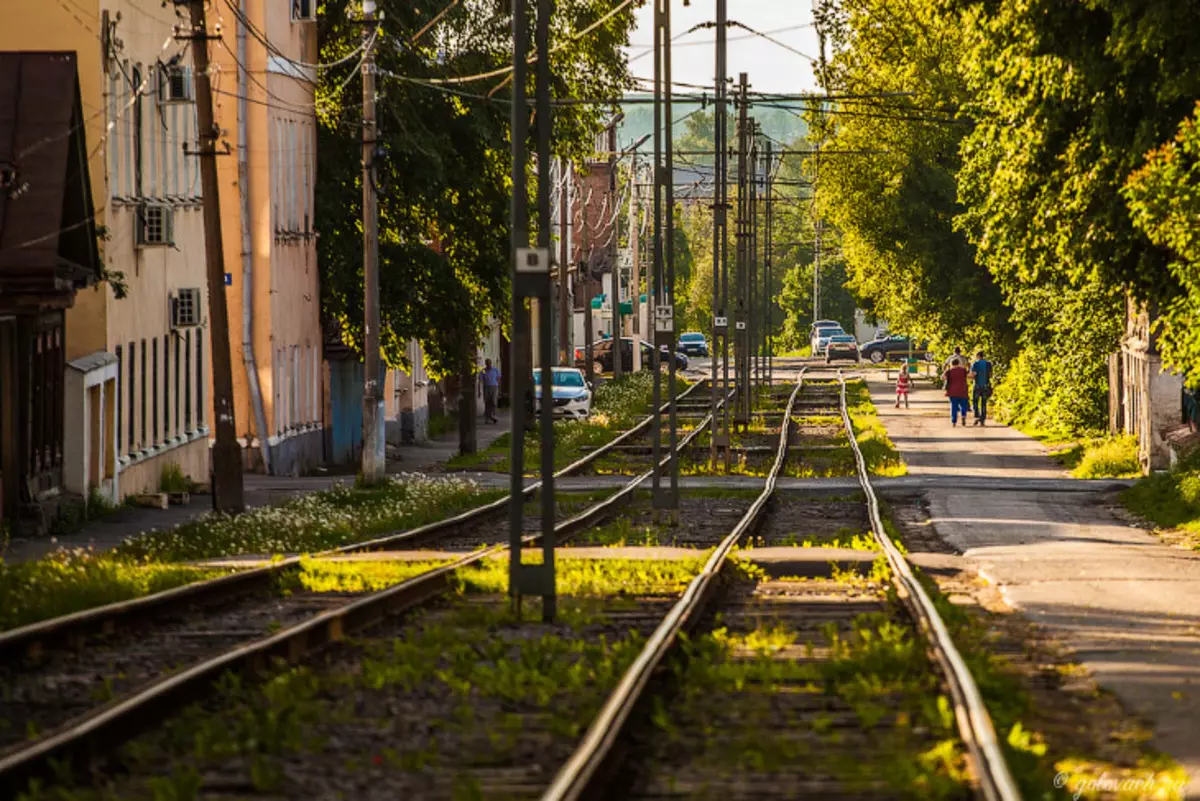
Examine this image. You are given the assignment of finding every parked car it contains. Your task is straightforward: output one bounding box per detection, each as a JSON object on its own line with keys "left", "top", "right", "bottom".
{"left": 858, "top": 335, "right": 934, "bottom": 364}
{"left": 824, "top": 334, "right": 860, "bottom": 363}
{"left": 575, "top": 338, "right": 687, "bottom": 373}
{"left": 810, "top": 323, "right": 845, "bottom": 356}
{"left": 677, "top": 331, "right": 709, "bottom": 357}
{"left": 533, "top": 367, "right": 592, "bottom": 419}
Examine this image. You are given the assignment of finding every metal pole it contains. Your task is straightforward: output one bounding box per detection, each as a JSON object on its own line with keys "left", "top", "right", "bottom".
{"left": 716, "top": 0, "right": 730, "bottom": 470}
{"left": 765, "top": 141, "right": 773, "bottom": 388}
{"left": 188, "top": 0, "right": 244, "bottom": 513}
{"left": 749, "top": 131, "right": 758, "bottom": 410}
{"left": 650, "top": 0, "right": 663, "bottom": 513}
{"left": 664, "top": 0, "right": 678, "bottom": 516}
{"left": 735, "top": 74, "right": 749, "bottom": 428}
{"left": 610, "top": 122, "right": 623, "bottom": 384}
{"left": 559, "top": 158, "right": 570, "bottom": 365}
{"left": 535, "top": 0, "right": 556, "bottom": 622}
{"left": 508, "top": 0, "right": 530, "bottom": 614}
{"left": 360, "top": 0, "right": 385, "bottom": 484}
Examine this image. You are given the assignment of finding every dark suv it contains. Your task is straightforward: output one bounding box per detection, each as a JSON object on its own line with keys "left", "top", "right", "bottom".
{"left": 575, "top": 338, "right": 688, "bottom": 373}
{"left": 858, "top": 335, "right": 934, "bottom": 364}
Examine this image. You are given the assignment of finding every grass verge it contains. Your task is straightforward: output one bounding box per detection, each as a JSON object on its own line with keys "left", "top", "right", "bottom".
{"left": 1120, "top": 449, "right": 1200, "bottom": 546}
{"left": 0, "top": 552, "right": 222, "bottom": 631}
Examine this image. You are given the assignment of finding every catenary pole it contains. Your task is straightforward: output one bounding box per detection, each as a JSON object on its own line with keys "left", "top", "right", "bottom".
{"left": 188, "top": 0, "right": 245, "bottom": 513}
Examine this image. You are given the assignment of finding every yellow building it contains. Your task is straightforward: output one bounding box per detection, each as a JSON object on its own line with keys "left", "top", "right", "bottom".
{"left": 212, "top": 0, "right": 324, "bottom": 475}
{"left": 1, "top": 1, "right": 212, "bottom": 501}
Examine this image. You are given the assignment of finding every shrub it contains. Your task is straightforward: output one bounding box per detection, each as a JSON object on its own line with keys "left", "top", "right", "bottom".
{"left": 1072, "top": 436, "right": 1141, "bottom": 479}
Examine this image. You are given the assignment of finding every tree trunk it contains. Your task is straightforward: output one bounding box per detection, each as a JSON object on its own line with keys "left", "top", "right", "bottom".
{"left": 458, "top": 327, "right": 477, "bottom": 455}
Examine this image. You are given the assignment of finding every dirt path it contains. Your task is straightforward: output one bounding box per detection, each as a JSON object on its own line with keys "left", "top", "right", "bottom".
{"left": 865, "top": 371, "right": 1200, "bottom": 795}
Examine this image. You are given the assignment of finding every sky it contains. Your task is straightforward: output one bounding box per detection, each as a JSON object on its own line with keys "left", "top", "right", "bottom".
{"left": 621, "top": 1, "right": 822, "bottom": 96}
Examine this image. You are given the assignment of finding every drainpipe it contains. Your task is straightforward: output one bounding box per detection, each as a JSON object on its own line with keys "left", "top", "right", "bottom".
{"left": 238, "top": 0, "right": 273, "bottom": 473}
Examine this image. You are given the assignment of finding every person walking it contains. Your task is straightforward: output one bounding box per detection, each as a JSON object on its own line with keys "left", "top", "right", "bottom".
{"left": 943, "top": 345, "right": 963, "bottom": 372}
{"left": 895, "top": 366, "right": 912, "bottom": 408}
{"left": 970, "top": 350, "right": 993, "bottom": 426}
{"left": 480, "top": 358, "right": 501, "bottom": 424}
{"left": 944, "top": 357, "right": 970, "bottom": 426}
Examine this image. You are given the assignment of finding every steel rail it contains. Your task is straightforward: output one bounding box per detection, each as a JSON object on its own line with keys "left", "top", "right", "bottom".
{"left": 542, "top": 371, "right": 805, "bottom": 801}
{"left": 0, "top": 381, "right": 704, "bottom": 662}
{"left": 834, "top": 371, "right": 1020, "bottom": 801}
{"left": 0, "top": 384, "right": 728, "bottom": 797}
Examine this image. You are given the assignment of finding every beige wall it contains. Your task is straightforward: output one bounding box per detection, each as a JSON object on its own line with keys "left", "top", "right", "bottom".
{"left": 2, "top": 0, "right": 214, "bottom": 496}
{"left": 214, "top": 0, "right": 323, "bottom": 474}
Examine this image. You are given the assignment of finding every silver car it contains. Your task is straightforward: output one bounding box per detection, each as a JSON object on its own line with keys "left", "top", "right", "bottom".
{"left": 533, "top": 368, "right": 593, "bottom": 420}
{"left": 811, "top": 323, "right": 845, "bottom": 356}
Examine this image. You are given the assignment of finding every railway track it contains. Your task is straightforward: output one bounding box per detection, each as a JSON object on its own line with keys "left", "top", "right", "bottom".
{"left": 542, "top": 369, "right": 1021, "bottom": 801}
{"left": 0, "top": 381, "right": 719, "bottom": 796}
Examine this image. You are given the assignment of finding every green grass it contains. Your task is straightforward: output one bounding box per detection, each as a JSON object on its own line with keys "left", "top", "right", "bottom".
{"left": 1121, "top": 452, "right": 1200, "bottom": 540}
{"left": 115, "top": 474, "right": 500, "bottom": 562}
{"left": 447, "top": 372, "right": 693, "bottom": 474}
{"left": 1062, "top": 435, "right": 1141, "bottom": 478}
{"left": 426, "top": 412, "right": 456, "bottom": 440}
{"left": 656, "top": 606, "right": 971, "bottom": 797}
{"left": 158, "top": 463, "right": 194, "bottom": 494}
{"left": 845, "top": 379, "right": 907, "bottom": 477}
{"left": 0, "top": 553, "right": 222, "bottom": 631}
{"left": 22, "top": 557, "right": 708, "bottom": 799}
{"left": 280, "top": 558, "right": 453, "bottom": 594}
{"left": 777, "top": 346, "right": 812, "bottom": 357}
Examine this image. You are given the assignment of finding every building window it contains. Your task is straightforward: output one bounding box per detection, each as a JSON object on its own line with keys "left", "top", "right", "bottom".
{"left": 140, "top": 339, "right": 147, "bottom": 449}
{"left": 175, "top": 334, "right": 182, "bottom": 438}
{"left": 292, "top": 0, "right": 315, "bottom": 21}
{"left": 184, "top": 330, "right": 192, "bottom": 432}
{"left": 196, "top": 335, "right": 204, "bottom": 427}
{"left": 115, "top": 344, "right": 123, "bottom": 458}
{"left": 151, "top": 337, "right": 159, "bottom": 444}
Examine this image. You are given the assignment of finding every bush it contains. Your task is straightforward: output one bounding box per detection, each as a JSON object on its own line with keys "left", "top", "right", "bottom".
{"left": 1071, "top": 436, "right": 1140, "bottom": 479}
{"left": 1121, "top": 447, "right": 1200, "bottom": 535}
{"left": 991, "top": 345, "right": 1110, "bottom": 440}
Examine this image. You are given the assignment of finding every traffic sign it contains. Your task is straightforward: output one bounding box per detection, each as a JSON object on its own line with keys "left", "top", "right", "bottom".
{"left": 655, "top": 304, "right": 674, "bottom": 333}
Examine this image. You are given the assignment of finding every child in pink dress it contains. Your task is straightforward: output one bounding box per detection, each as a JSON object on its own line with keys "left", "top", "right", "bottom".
{"left": 895, "top": 368, "right": 911, "bottom": 408}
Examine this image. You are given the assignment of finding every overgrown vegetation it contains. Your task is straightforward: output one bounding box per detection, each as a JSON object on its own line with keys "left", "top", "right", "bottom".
{"left": 1047, "top": 435, "right": 1141, "bottom": 479}
{"left": 447, "top": 372, "right": 691, "bottom": 473}
{"left": 117, "top": 474, "right": 496, "bottom": 562}
{"left": 1121, "top": 449, "right": 1200, "bottom": 543}
{"left": 0, "top": 552, "right": 220, "bottom": 632}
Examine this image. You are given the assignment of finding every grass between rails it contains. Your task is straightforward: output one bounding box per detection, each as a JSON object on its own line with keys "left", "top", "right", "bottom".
{"left": 447, "top": 372, "right": 693, "bottom": 474}
{"left": 19, "top": 557, "right": 707, "bottom": 800}
{"left": 0, "top": 474, "right": 501, "bottom": 633}
{"left": 652, "top": 571, "right": 972, "bottom": 797}
{"left": 0, "top": 553, "right": 222, "bottom": 632}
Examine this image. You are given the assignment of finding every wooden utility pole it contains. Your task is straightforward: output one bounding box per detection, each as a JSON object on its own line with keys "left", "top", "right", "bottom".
{"left": 360, "top": 0, "right": 384, "bottom": 483}
{"left": 582, "top": 198, "right": 595, "bottom": 384}
{"left": 188, "top": 0, "right": 244, "bottom": 513}
{"left": 611, "top": 124, "right": 622, "bottom": 383}
{"left": 559, "top": 159, "right": 571, "bottom": 364}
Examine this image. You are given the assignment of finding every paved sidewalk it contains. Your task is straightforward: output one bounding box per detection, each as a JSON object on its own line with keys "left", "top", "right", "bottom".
{"left": 3, "top": 417, "right": 510, "bottom": 564}
{"left": 865, "top": 372, "right": 1200, "bottom": 793}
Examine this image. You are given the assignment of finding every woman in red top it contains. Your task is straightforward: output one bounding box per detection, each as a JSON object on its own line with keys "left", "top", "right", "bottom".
{"left": 944, "top": 357, "right": 970, "bottom": 426}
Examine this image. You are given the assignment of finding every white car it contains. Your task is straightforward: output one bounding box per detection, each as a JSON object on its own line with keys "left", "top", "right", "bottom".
{"left": 533, "top": 367, "right": 593, "bottom": 420}
{"left": 811, "top": 323, "right": 845, "bottom": 356}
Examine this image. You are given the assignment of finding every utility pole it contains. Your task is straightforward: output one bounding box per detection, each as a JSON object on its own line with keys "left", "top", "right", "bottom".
{"left": 559, "top": 159, "right": 570, "bottom": 364}
{"left": 581, "top": 197, "right": 594, "bottom": 386}
{"left": 734, "top": 73, "right": 749, "bottom": 429}
{"left": 508, "top": 0, "right": 557, "bottom": 621}
{"left": 813, "top": 2, "right": 828, "bottom": 329}
{"left": 712, "top": 0, "right": 730, "bottom": 470}
{"left": 610, "top": 124, "right": 622, "bottom": 383}
{"left": 765, "top": 141, "right": 774, "bottom": 387}
{"left": 187, "top": 0, "right": 244, "bottom": 513}
{"left": 749, "top": 129, "right": 758, "bottom": 409}
{"left": 631, "top": 157, "right": 643, "bottom": 371}
{"left": 359, "top": 0, "right": 384, "bottom": 484}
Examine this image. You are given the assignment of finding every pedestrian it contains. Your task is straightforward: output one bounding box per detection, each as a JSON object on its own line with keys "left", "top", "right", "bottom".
{"left": 479, "top": 358, "right": 501, "bottom": 424}
{"left": 943, "top": 345, "right": 963, "bottom": 371}
{"left": 944, "top": 357, "right": 970, "bottom": 426}
{"left": 969, "top": 350, "right": 993, "bottom": 426}
{"left": 895, "top": 365, "right": 912, "bottom": 408}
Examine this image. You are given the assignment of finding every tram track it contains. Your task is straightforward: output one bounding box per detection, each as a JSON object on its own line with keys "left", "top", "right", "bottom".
{"left": 0, "top": 381, "right": 722, "bottom": 796}
{"left": 542, "top": 369, "right": 1021, "bottom": 801}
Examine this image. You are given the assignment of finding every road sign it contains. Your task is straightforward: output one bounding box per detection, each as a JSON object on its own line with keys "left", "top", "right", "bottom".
{"left": 714, "top": 315, "right": 728, "bottom": 327}
{"left": 516, "top": 247, "right": 550, "bottom": 274}
{"left": 735, "top": 321, "right": 746, "bottom": 331}
{"left": 655, "top": 304, "right": 674, "bottom": 333}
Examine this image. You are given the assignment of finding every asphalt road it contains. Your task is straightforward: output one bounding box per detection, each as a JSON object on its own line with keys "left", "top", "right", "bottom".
{"left": 863, "top": 370, "right": 1200, "bottom": 795}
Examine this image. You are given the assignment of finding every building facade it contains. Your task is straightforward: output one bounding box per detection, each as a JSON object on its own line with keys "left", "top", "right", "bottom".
{"left": 212, "top": 0, "right": 324, "bottom": 476}
{"left": 1, "top": 3, "right": 212, "bottom": 503}
{"left": 1110, "top": 297, "right": 1185, "bottom": 472}
{"left": 0, "top": 52, "right": 102, "bottom": 532}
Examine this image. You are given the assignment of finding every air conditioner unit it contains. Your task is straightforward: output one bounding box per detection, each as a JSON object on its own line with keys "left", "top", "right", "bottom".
{"left": 159, "top": 66, "right": 192, "bottom": 103}
{"left": 136, "top": 203, "right": 173, "bottom": 246}
{"left": 292, "top": 0, "right": 315, "bottom": 21}
{"left": 170, "top": 288, "right": 202, "bottom": 328}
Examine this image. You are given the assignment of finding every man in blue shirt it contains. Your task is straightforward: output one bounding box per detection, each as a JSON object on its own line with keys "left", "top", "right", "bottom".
{"left": 480, "top": 359, "right": 501, "bottom": 423}
{"left": 969, "top": 350, "right": 992, "bottom": 426}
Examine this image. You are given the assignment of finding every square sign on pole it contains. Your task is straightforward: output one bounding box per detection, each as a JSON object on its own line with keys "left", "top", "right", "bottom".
{"left": 654, "top": 303, "right": 674, "bottom": 346}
